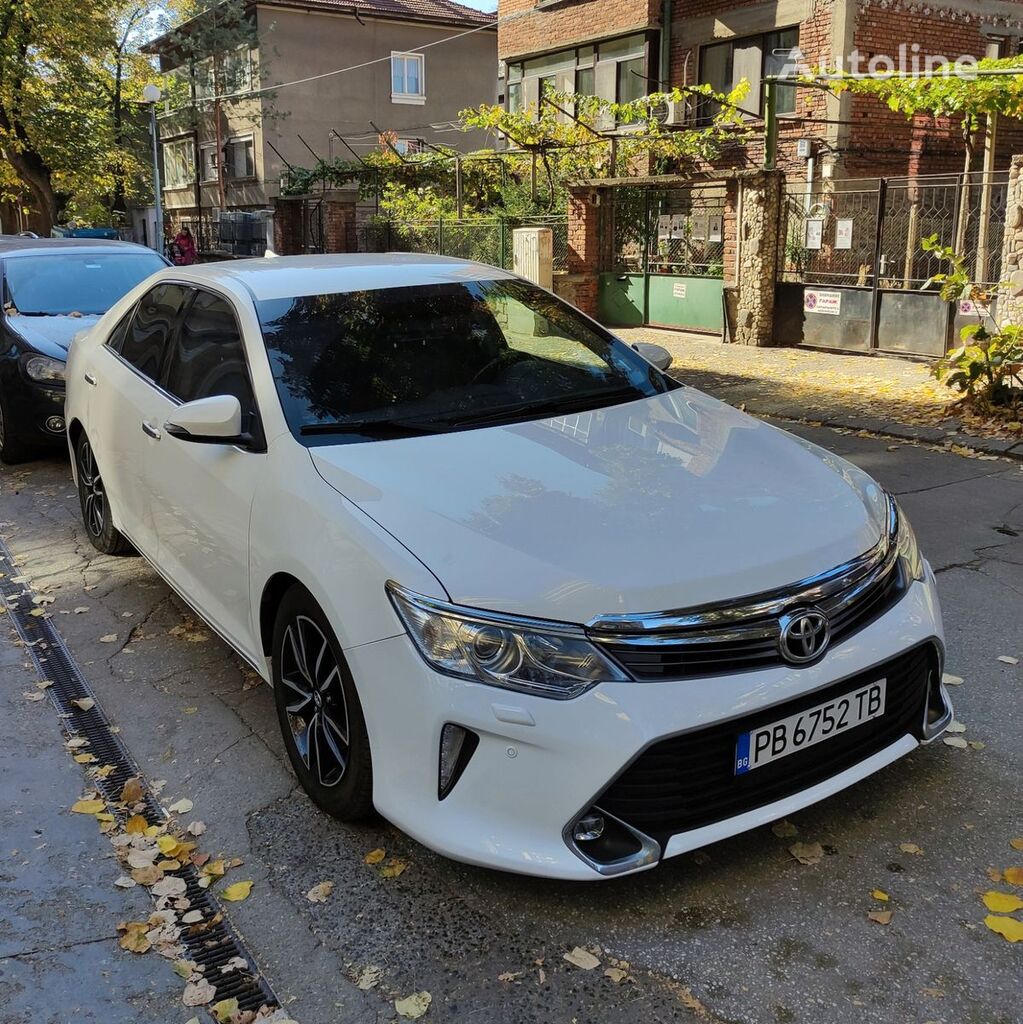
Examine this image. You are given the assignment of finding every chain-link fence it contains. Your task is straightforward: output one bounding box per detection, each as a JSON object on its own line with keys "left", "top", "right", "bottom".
{"left": 355, "top": 217, "right": 568, "bottom": 273}
{"left": 610, "top": 185, "right": 728, "bottom": 278}
{"left": 780, "top": 171, "right": 1009, "bottom": 288}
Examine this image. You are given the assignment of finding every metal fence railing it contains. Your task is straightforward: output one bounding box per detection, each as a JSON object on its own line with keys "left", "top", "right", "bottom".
{"left": 780, "top": 170, "right": 1009, "bottom": 289}
{"left": 355, "top": 217, "right": 569, "bottom": 273}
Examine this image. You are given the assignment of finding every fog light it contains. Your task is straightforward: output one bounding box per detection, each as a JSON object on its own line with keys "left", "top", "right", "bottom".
{"left": 573, "top": 812, "right": 605, "bottom": 842}
{"left": 45, "top": 416, "right": 65, "bottom": 433}
{"left": 438, "top": 723, "right": 479, "bottom": 799}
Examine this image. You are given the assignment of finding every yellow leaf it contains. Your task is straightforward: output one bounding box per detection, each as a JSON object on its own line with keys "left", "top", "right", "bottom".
{"left": 1004, "top": 867, "right": 1023, "bottom": 885}
{"left": 364, "top": 848, "right": 386, "bottom": 865}
{"left": 71, "top": 799, "right": 104, "bottom": 815}
{"left": 221, "top": 880, "right": 253, "bottom": 902}
{"left": 394, "top": 991, "right": 432, "bottom": 1019}
{"left": 982, "top": 891, "right": 1023, "bottom": 913}
{"left": 306, "top": 880, "right": 335, "bottom": 903}
{"left": 212, "top": 998, "right": 239, "bottom": 1023}
{"left": 121, "top": 777, "right": 144, "bottom": 804}
{"left": 172, "top": 959, "right": 197, "bottom": 979}
{"left": 871, "top": 890, "right": 889, "bottom": 902}
{"left": 125, "top": 815, "right": 148, "bottom": 835}
{"left": 984, "top": 915, "right": 1023, "bottom": 942}
{"left": 118, "top": 923, "right": 151, "bottom": 954}
{"left": 95, "top": 813, "right": 114, "bottom": 823}
{"left": 157, "top": 835, "right": 178, "bottom": 855}
{"left": 899, "top": 843, "right": 923, "bottom": 855}
{"left": 1010, "top": 838, "right": 1023, "bottom": 852}
{"left": 380, "top": 859, "right": 407, "bottom": 879}
{"left": 202, "top": 859, "right": 226, "bottom": 878}
{"left": 95, "top": 765, "right": 116, "bottom": 778}
{"left": 73, "top": 753, "right": 98, "bottom": 764}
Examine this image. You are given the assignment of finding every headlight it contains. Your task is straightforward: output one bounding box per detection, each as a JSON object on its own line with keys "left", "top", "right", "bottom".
{"left": 23, "top": 355, "right": 66, "bottom": 384}
{"left": 895, "top": 502, "right": 925, "bottom": 582}
{"left": 386, "top": 582, "right": 629, "bottom": 699}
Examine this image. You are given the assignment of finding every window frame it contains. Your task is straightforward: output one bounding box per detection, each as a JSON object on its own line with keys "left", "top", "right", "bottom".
{"left": 199, "top": 143, "right": 219, "bottom": 183}
{"left": 223, "top": 134, "right": 256, "bottom": 181}
{"left": 162, "top": 137, "right": 195, "bottom": 190}
{"left": 391, "top": 51, "right": 426, "bottom": 104}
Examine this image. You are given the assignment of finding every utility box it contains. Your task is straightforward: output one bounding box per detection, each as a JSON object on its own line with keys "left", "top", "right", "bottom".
{"left": 513, "top": 227, "right": 554, "bottom": 290}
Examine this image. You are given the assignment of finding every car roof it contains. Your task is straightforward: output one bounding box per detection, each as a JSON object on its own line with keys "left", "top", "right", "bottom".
{"left": 0, "top": 237, "right": 159, "bottom": 257}
{"left": 159, "top": 253, "right": 517, "bottom": 302}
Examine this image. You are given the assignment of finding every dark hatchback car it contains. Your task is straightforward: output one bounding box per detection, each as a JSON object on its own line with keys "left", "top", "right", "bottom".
{"left": 0, "top": 237, "right": 167, "bottom": 463}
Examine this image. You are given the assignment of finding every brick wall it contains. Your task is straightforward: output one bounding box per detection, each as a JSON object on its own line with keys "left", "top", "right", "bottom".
{"left": 273, "top": 194, "right": 357, "bottom": 255}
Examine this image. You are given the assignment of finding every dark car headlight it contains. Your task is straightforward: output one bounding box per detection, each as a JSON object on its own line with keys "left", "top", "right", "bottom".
{"left": 23, "top": 354, "right": 67, "bottom": 385}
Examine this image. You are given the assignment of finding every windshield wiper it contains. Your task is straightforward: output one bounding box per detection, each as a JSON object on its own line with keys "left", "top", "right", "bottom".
{"left": 300, "top": 417, "right": 447, "bottom": 438}
{"left": 448, "top": 387, "right": 641, "bottom": 428}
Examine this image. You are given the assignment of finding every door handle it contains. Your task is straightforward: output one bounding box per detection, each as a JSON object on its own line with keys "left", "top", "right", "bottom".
{"left": 141, "top": 420, "right": 162, "bottom": 440}
{"left": 84, "top": 372, "right": 97, "bottom": 386}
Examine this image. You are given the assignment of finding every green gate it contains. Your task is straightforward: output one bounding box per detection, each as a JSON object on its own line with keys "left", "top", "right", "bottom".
{"left": 599, "top": 185, "right": 726, "bottom": 333}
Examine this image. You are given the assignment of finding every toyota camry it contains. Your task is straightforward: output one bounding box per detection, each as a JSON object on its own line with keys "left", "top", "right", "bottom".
{"left": 64, "top": 254, "right": 952, "bottom": 879}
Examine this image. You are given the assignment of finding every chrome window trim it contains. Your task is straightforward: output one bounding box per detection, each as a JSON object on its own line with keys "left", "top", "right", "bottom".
{"left": 587, "top": 495, "right": 899, "bottom": 637}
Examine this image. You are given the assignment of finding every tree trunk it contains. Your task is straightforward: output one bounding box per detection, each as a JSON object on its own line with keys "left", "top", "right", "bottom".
{"left": 954, "top": 121, "right": 976, "bottom": 255}
{"left": 1, "top": 144, "right": 60, "bottom": 233}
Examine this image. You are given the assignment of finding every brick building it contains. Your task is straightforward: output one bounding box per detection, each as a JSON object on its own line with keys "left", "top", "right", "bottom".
{"left": 499, "top": 0, "right": 1023, "bottom": 180}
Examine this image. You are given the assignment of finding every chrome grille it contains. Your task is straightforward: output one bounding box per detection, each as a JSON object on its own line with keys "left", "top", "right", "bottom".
{"left": 590, "top": 499, "right": 907, "bottom": 680}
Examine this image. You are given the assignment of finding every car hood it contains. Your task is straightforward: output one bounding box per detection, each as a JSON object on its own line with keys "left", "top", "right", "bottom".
{"left": 310, "top": 389, "right": 890, "bottom": 624}
{"left": 8, "top": 315, "right": 100, "bottom": 358}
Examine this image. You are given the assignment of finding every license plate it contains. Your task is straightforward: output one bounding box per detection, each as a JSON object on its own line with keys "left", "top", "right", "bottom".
{"left": 734, "top": 679, "right": 887, "bottom": 775}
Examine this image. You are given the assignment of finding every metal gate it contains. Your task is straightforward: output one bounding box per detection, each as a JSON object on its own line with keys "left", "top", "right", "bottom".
{"left": 301, "top": 197, "right": 324, "bottom": 254}
{"left": 599, "top": 185, "right": 727, "bottom": 333}
{"left": 775, "top": 171, "right": 1008, "bottom": 357}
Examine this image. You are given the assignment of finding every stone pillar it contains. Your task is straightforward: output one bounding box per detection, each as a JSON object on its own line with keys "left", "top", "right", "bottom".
{"left": 323, "top": 197, "right": 356, "bottom": 253}
{"left": 730, "top": 169, "right": 784, "bottom": 346}
{"left": 272, "top": 197, "right": 302, "bottom": 255}
{"left": 564, "top": 187, "right": 607, "bottom": 317}
{"left": 998, "top": 154, "right": 1023, "bottom": 326}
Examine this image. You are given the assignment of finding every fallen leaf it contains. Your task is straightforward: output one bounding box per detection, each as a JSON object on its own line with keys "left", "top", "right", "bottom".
{"left": 220, "top": 956, "right": 247, "bottom": 974}
{"left": 364, "top": 848, "right": 386, "bottom": 865}
{"left": 498, "top": 970, "right": 524, "bottom": 982}
{"left": 99, "top": 634, "right": 118, "bottom": 643}
{"left": 380, "top": 859, "right": 407, "bottom": 879}
{"left": 172, "top": 959, "right": 198, "bottom": 979}
{"left": 181, "top": 910, "right": 204, "bottom": 924}
{"left": 943, "top": 736, "right": 968, "bottom": 749}
{"left": 186, "top": 820, "right": 206, "bottom": 837}
{"left": 71, "top": 697, "right": 95, "bottom": 712}
{"left": 36, "top": 680, "right": 53, "bottom": 690}
{"left": 202, "top": 859, "right": 226, "bottom": 878}
{"left": 125, "top": 815, "right": 148, "bottom": 835}
{"left": 213, "top": 998, "right": 240, "bottom": 1022}
{"left": 942, "top": 673, "right": 964, "bottom": 686}
{"left": 306, "top": 880, "right": 334, "bottom": 903}
{"left": 986, "top": 867, "right": 1004, "bottom": 883}
{"left": 899, "top": 843, "right": 923, "bottom": 856}
{"left": 984, "top": 915, "right": 1023, "bottom": 942}
{"left": 982, "top": 891, "right": 1023, "bottom": 913}
{"left": 788, "top": 841, "right": 824, "bottom": 865}
{"left": 946, "top": 721, "right": 967, "bottom": 734}
{"left": 66, "top": 737, "right": 89, "bottom": 749}
{"left": 996, "top": 655, "right": 1019, "bottom": 665}
{"left": 394, "top": 991, "right": 432, "bottom": 1019}
{"left": 73, "top": 753, "right": 98, "bottom": 764}
{"left": 95, "top": 764, "right": 116, "bottom": 778}
{"left": 71, "top": 799, "right": 105, "bottom": 815}
{"left": 74, "top": 606, "right": 90, "bottom": 614}
{"left": 151, "top": 875, "right": 187, "bottom": 898}
{"left": 771, "top": 820, "right": 798, "bottom": 838}
{"left": 114, "top": 875, "right": 137, "bottom": 889}
{"left": 871, "top": 889, "right": 890, "bottom": 901}
{"left": 118, "top": 922, "right": 151, "bottom": 953}
{"left": 131, "top": 865, "right": 164, "bottom": 886}
{"left": 968, "top": 741, "right": 986, "bottom": 750}
{"left": 867, "top": 910, "right": 893, "bottom": 925}
{"left": 1004, "top": 867, "right": 1023, "bottom": 885}
{"left": 182, "top": 706, "right": 198, "bottom": 714}
{"left": 121, "top": 777, "right": 144, "bottom": 804}
{"left": 604, "top": 966, "right": 629, "bottom": 983}
{"left": 22, "top": 690, "right": 45, "bottom": 702}
{"left": 356, "top": 965, "right": 383, "bottom": 990}
{"left": 1010, "top": 838, "right": 1023, "bottom": 852}
{"left": 221, "top": 880, "right": 253, "bottom": 902}
{"left": 168, "top": 798, "right": 193, "bottom": 814}
{"left": 563, "top": 946, "right": 601, "bottom": 970}
{"left": 182, "top": 978, "right": 216, "bottom": 1006}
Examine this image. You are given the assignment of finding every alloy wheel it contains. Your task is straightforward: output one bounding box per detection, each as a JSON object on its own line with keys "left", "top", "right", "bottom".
{"left": 280, "top": 614, "right": 350, "bottom": 787}
{"left": 78, "top": 439, "right": 106, "bottom": 538}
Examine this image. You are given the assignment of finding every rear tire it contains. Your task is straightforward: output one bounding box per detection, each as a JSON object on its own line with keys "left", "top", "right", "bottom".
{"left": 272, "top": 585, "right": 374, "bottom": 820}
{"left": 0, "top": 386, "right": 37, "bottom": 464}
{"left": 75, "top": 432, "right": 133, "bottom": 555}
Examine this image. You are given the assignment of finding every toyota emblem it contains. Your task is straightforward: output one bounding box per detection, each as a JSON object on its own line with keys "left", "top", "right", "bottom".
{"left": 778, "top": 608, "right": 831, "bottom": 664}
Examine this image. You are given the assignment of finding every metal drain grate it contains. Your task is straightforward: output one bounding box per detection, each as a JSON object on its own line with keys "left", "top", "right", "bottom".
{"left": 0, "top": 538, "right": 278, "bottom": 1015}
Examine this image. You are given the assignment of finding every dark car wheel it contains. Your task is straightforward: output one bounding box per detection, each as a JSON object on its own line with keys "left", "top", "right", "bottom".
{"left": 272, "top": 585, "right": 374, "bottom": 820}
{"left": 0, "top": 386, "right": 37, "bottom": 464}
{"left": 75, "top": 432, "right": 133, "bottom": 555}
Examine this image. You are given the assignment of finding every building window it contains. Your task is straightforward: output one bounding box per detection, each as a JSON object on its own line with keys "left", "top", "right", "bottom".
{"left": 199, "top": 144, "right": 218, "bottom": 183}
{"left": 224, "top": 136, "right": 255, "bottom": 179}
{"left": 698, "top": 27, "right": 799, "bottom": 120}
{"left": 616, "top": 56, "right": 646, "bottom": 104}
{"left": 391, "top": 52, "right": 425, "bottom": 103}
{"left": 223, "top": 46, "right": 254, "bottom": 94}
{"left": 162, "top": 138, "right": 195, "bottom": 189}
{"left": 393, "top": 138, "right": 424, "bottom": 156}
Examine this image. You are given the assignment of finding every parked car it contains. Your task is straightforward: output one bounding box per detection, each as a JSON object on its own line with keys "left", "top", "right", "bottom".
{"left": 64, "top": 254, "right": 952, "bottom": 880}
{"left": 0, "top": 237, "right": 167, "bottom": 463}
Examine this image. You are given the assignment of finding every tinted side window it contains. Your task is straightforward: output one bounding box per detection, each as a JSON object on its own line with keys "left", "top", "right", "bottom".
{"left": 120, "top": 284, "right": 188, "bottom": 380}
{"left": 164, "top": 290, "right": 254, "bottom": 418}
{"left": 105, "top": 305, "right": 136, "bottom": 354}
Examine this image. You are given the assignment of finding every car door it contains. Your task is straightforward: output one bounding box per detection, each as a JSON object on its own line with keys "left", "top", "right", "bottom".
{"left": 145, "top": 286, "right": 267, "bottom": 663}
{"left": 87, "top": 283, "right": 190, "bottom": 558}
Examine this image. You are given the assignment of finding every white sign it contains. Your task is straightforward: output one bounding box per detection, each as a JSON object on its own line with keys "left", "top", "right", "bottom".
{"left": 672, "top": 282, "right": 688, "bottom": 299}
{"left": 804, "top": 289, "right": 842, "bottom": 316}
{"left": 835, "top": 219, "right": 854, "bottom": 250}
{"left": 958, "top": 299, "right": 990, "bottom": 317}
{"left": 804, "top": 219, "right": 824, "bottom": 250}
{"left": 708, "top": 215, "right": 723, "bottom": 243}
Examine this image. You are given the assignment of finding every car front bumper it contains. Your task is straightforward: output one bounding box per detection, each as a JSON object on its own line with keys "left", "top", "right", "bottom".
{"left": 346, "top": 567, "right": 948, "bottom": 880}
{"left": 1, "top": 371, "right": 66, "bottom": 446}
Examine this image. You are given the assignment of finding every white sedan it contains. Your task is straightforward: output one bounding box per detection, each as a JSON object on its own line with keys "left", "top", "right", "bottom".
{"left": 65, "top": 255, "right": 952, "bottom": 880}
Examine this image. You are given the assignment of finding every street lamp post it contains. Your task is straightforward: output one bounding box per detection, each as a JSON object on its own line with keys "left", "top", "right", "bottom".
{"left": 142, "top": 84, "right": 164, "bottom": 254}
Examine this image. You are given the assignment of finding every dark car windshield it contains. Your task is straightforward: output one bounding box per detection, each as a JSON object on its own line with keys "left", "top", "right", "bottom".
{"left": 257, "top": 279, "right": 678, "bottom": 444}
{"left": 3, "top": 252, "right": 166, "bottom": 316}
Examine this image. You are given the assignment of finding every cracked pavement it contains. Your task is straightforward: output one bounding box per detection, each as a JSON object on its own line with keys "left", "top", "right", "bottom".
{"left": 0, "top": 423, "right": 1021, "bottom": 1024}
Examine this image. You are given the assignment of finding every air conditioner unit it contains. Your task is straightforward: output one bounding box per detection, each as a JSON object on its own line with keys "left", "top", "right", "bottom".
{"left": 513, "top": 227, "right": 553, "bottom": 291}
{"left": 663, "top": 98, "right": 688, "bottom": 127}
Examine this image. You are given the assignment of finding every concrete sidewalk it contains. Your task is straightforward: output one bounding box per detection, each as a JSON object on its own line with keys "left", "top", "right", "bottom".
{"left": 621, "top": 329, "right": 1023, "bottom": 459}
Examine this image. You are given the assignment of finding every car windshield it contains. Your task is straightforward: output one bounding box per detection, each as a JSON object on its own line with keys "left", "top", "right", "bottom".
{"left": 257, "top": 279, "right": 678, "bottom": 444}
{"left": 3, "top": 252, "right": 166, "bottom": 316}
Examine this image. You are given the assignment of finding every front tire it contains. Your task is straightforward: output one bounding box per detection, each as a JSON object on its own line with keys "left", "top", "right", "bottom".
{"left": 75, "top": 432, "right": 133, "bottom": 555}
{"left": 0, "top": 386, "right": 37, "bottom": 464}
{"left": 272, "top": 585, "right": 374, "bottom": 820}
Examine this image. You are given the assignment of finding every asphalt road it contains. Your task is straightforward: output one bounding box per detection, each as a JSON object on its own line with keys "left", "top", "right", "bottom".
{"left": 1, "top": 424, "right": 1021, "bottom": 1024}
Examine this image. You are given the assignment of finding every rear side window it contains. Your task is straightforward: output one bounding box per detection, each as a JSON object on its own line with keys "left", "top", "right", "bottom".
{"left": 118, "top": 284, "right": 188, "bottom": 380}
{"left": 163, "top": 289, "right": 255, "bottom": 419}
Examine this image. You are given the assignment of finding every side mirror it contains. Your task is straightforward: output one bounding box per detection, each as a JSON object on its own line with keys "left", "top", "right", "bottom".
{"left": 164, "top": 395, "right": 252, "bottom": 447}
{"left": 631, "top": 341, "right": 673, "bottom": 371}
